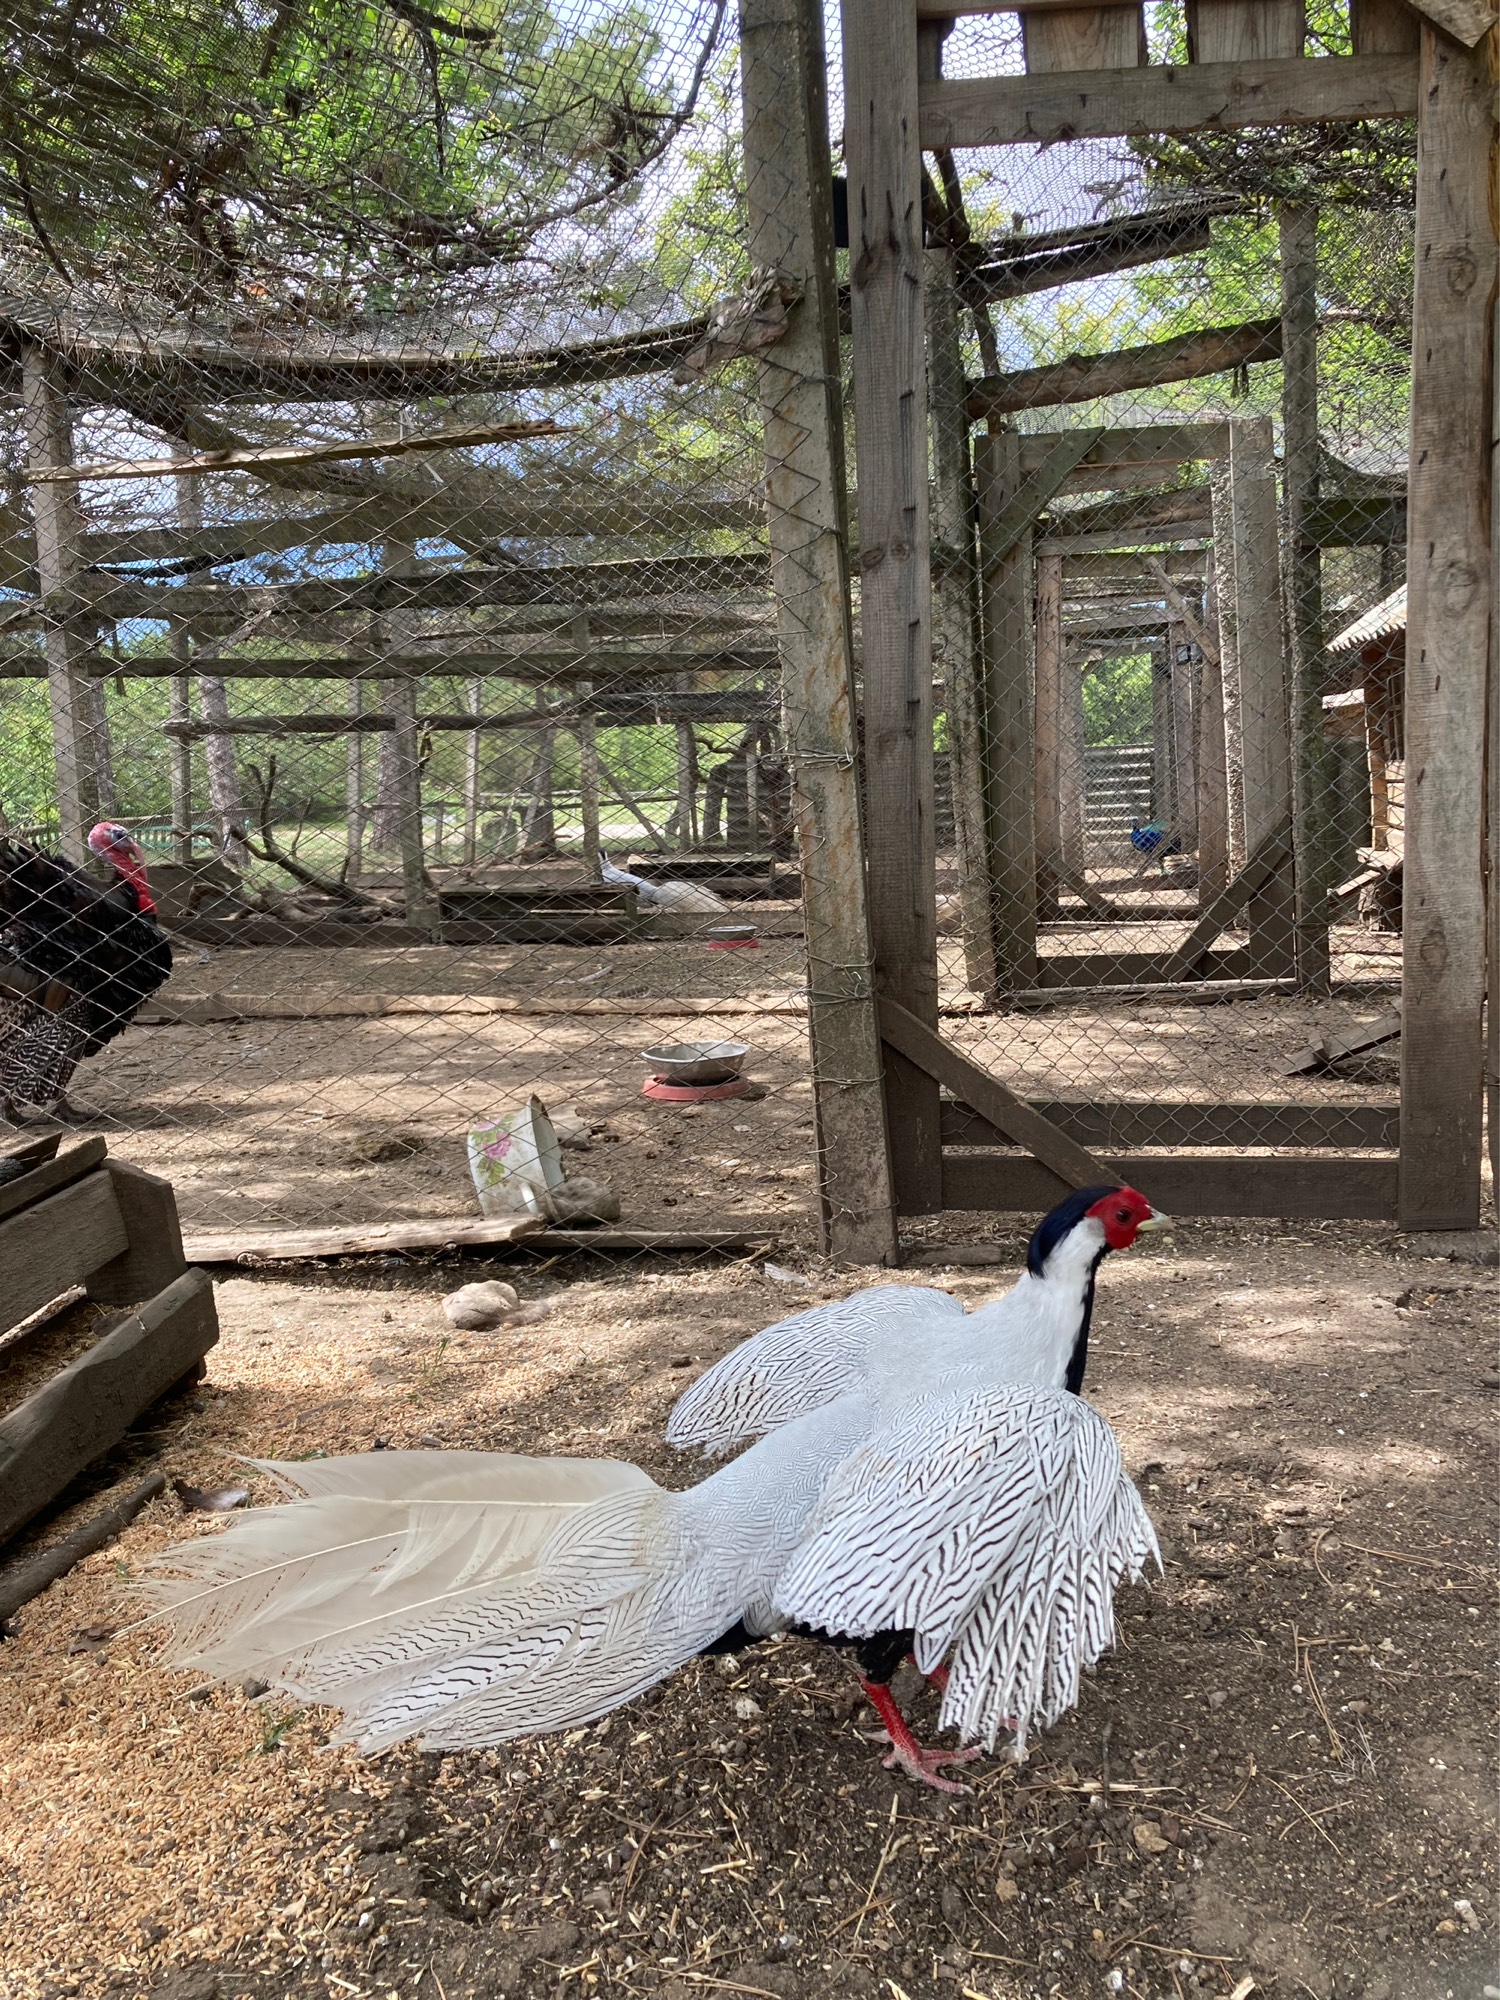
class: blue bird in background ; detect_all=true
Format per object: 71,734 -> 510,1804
1130,818 -> 1183,871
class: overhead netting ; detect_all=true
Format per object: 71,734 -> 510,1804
0,0 -> 1411,1247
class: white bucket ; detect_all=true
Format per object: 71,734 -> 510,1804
467,1097 -> 566,1218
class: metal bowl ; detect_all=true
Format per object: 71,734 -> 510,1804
642,1039 -> 750,1085
704,923 -> 759,942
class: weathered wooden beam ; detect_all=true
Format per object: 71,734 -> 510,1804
968,320 -> 1281,420
1018,422 -> 1234,478
161,694 -> 777,739
0,648 -> 781,684
964,207 -> 1218,303
0,1267 -> 219,1549
1399,22 -> 1495,1232
919,55 -> 1419,149
24,420 -> 568,486
1280,202 -> 1333,993
21,345 -> 98,860
843,0 -> 943,1215
975,430 -> 1040,992
0,1472 -> 166,1619
1187,0 -> 1305,64
743,0 -> 895,1260
941,1150 -> 1398,1222
941,1095 -> 1400,1153
1226,418 -> 1296,977
878,996 -> 1116,1189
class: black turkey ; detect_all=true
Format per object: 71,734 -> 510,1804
0,823 -> 172,1123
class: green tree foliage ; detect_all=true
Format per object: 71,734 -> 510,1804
2,0 -> 726,307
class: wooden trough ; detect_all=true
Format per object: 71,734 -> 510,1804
0,1137 -> 219,1549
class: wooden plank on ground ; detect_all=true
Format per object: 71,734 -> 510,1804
941,1150 -> 1399,1220
919,56 -> 1420,150
1398,22 -> 1495,1232
1034,946 -> 1258,987
878,996 -> 1116,1189
0,1169 -> 128,1329
0,1269 -> 218,1548
0,1472 -> 166,1621
1282,1006 -> 1402,1076
181,1213 -> 548,1265
842,0 -> 943,1214
512,1228 -> 779,1253
968,322 -> 1281,421
941,1096 -> 1400,1152
745,0 -> 896,1262
0,1136 -> 106,1225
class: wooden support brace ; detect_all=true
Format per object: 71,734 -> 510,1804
877,996 -> 1117,1190
1161,822 -> 1292,979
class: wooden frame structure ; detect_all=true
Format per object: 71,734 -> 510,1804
828,0 -> 1495,1234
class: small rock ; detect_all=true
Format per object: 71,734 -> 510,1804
994,1875 -> 1020,1903
940,1883 -> 965,1923
733,1695 -> 764,1720
442,1280 -> 520,1330
1344,1699 -> 1369,1716
1207,1690 -> 1229,1709
581,1885 -> 613,1912
241,1677 -> 270,1699
548,1175 -> 621,1224
1132,1821 -> 1170,1857
1453,1898 -> 1481,1933
347,1129 -> 426,1165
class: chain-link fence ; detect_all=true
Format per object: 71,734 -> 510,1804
0,0 -> 1415,1251
918,6 -> 1409,1209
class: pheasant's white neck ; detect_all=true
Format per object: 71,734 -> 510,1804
969,1216 -> 1108,1390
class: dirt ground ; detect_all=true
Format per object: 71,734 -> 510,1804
75,922 -> 1399,1235
0,1213 -> 1493,2000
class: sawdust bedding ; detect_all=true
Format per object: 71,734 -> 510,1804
0,1214 -> 1493,2000
0,1297 -> 128,1423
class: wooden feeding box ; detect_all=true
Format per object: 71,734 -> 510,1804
437,884 -> 643,944
0,1137 -> 219,1549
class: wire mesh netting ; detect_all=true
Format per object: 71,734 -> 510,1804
0,0 -> 1412,1251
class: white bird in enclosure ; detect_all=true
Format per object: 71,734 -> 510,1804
599,855 -> 729,915
143,1187 -> 1166,1790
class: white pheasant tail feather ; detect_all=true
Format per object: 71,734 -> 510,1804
772,1385 -> 1159,1753
139,1450 -> 746,1752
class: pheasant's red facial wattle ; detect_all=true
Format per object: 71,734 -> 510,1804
1086,1187 -> 1161,1250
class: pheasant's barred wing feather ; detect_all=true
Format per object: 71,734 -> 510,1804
665,1286 -> 966,1455
772,1387 -> 1159,1752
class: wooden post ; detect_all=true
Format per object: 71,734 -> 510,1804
1280,202 -> 1332,991
21,344 -> 98,859
346,677 -> 365,883
575,616 -> 602,881
975,429 -> 1038,988
1226,416 -> 1295,975
842,0 -> 941,1214
675,693 -> 698,850
1034,549 -> 1067,914
168,464 -> 197,867
1168,619 -> 1199,848
463,675 -> 483,865
1209,461 -> 1247,878
742,0 -> 896,1260
1152,645 -> 1175,829
1195,602 -> 1230,905
1399,22 -> 1496,1231
383,542 -> 439,937
921,21 -> 995,994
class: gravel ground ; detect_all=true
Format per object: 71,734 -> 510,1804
0,1213 -> 1492,2000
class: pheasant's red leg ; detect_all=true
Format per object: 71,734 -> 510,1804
859,1678 -> 981,1795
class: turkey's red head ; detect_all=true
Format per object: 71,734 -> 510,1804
1084,1186 -> 1166,1250
88,822 -> 156,915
